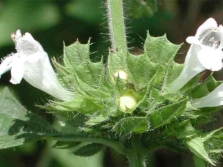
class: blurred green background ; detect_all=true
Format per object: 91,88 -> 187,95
0,0 -> 223,166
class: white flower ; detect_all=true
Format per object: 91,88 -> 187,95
169,18 -> 223,91
191,83 -> 223,108
0,30 -> 74,101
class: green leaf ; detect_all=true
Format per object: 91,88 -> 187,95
186,128 -> 223,166
203,129 -> 223,162
167,120 -> 197,139
43,95 -> 103,115
0,87 -> 57,149
144,32 -> 181,64
186,137 -> 214,165
62,40 -> 111,100
190,75 -> 220,98
149,99 -> 187,128
113,117 -> 150,135
73,143 -> 104,157
164,62 -> 183,86
126,53 -> 157,90
107,50 -> 128,84
140,88 -> 164,114
153,65 -> 166,85
75,60 -> 104,88
73,61 -> 111,98
85,115 -> 108,126
201,128 -> 223,142
181,74 -> 202,93
63,40 -> 90,69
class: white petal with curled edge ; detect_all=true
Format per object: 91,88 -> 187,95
22,33 -> 42,49
195,18 -> 218,38
10,56 -> 24,84
197,48 -> 223,71
186,36 -> 201,45
13,31 -> 43,56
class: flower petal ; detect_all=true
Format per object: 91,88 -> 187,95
195,18 -> 218,38
191,83 -> 223,108
11,30 -> 22,42
12,30 -> 43,56
183,43 -> 203,69
197,48 -> 223,71
168,43 -> 205,91
10,56 -> 24,84
217,25 -> 223,49
7,30 -> 75,101
0,54 -> 17,76
23,51 -> 74,101
186,36 -> 200,45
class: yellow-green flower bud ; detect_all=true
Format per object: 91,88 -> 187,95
119,95 -> 137,113
114,70 -> 128,80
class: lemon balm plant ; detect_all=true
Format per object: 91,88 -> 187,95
1,1 -> 223,167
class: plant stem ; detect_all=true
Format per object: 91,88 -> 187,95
127,152 -> 147,167
46,134 -> 131,157
106,0 -> 127,53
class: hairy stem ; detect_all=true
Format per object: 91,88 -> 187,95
106,0 -> 127,53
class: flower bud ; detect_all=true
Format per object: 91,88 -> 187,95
119,95 -> 137,113
114,70 -> 128,80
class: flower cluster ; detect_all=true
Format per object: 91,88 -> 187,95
1,18 -> 223,166
0,30 -> 74,101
